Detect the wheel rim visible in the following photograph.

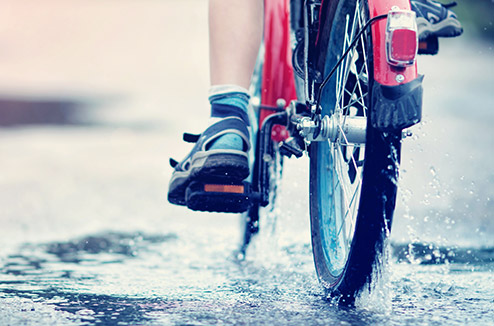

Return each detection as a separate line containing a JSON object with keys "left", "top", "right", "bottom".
{"left": 317, "top": 0, "right": 370, "bottom": 277}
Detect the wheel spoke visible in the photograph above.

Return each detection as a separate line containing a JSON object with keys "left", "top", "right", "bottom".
{"left": 326, "top": 0, "right": 368, "bottom": 271}
{"left": 314, "top": 0, "right": 373, "bottom": 277}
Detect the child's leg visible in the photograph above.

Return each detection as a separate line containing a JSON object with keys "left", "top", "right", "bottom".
{"left": 209, "top": 0, "right": 263, "bottom": 89}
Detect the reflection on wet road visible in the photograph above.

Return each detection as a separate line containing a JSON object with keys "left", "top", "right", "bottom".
{"left": 1, "top": 229, "right": 493, "bottom": 325}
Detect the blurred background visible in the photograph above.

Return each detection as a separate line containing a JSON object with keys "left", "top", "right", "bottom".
{"left": 1, "top": 0, "right": 493, "bottom": 251}
{"left": 0, "top": 0, "right": 211, "bottom": 244}
{"left": 0, "top": 0, "right": 493, "bottom": 255}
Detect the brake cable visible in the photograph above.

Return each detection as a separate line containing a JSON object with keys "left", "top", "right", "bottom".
{"left": 314, "top": 14, "right": 388, "bottom": 116}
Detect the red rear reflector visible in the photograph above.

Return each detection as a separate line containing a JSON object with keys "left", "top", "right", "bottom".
{"left": 390, "top": 29, "right": 418, "bottom": 62}
{"left": 385, "top": 9, "right": 418, "bottom": 67}
{"left": 204, "top": 184, "right": 245, "bottom": 194}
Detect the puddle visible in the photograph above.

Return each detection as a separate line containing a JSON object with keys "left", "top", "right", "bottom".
{"left": 392, "top": 243, "right": 494, "bottom": 265}
{"left": 0, "top": 231, "right": 493, "bottom": 325}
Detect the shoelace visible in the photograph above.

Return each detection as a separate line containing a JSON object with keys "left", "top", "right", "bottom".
{"left": 443, "top": 2, "right": 457, "bottom": 9}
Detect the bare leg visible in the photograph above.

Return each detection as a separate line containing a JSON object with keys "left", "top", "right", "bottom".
{"left": 209, "top": 0, "right": 263, "bottom": 89}
{"left": 167, "top": 0, "right": 262, "bottom": 210}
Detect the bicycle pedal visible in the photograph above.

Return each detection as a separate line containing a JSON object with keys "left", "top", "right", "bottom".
{"left": 280, "top": 137, "right": 304, "bottom": 158}
{"left": 418, "top": 35, "right": 439, "bottom": 55}
{"left": 185, "top": 180, "right": 253, "bottom": 213}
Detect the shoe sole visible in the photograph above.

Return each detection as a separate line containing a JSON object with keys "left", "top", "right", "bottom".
{"left": 168, "top": 151, "right": 249, "bottom": 206}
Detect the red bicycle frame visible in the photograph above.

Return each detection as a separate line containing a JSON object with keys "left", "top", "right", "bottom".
{"left": 259, "top": 0, "right": 418, "bottom": 118}
{"left": 259, "top": 0, "right": 297, "bottom": 142}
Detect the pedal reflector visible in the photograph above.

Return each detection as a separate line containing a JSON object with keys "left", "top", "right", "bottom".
{"left": 204, "top": 184, "right": 245, "bottom": 194}
{"left": 186, "top": 181, "right": 252, "bottom": 213}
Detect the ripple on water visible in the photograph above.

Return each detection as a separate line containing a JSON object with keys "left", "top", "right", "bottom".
{"left": 1, "top": 231, "right": 494, "bottom": 325}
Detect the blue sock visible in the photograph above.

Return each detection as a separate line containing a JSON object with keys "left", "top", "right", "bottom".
{"left": 207, "top": 86, "right": 250, "bottom": 151}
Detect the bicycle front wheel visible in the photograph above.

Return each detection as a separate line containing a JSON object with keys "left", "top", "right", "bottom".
{"left": 309, "top": 0, "right": 401, "bottom": 302}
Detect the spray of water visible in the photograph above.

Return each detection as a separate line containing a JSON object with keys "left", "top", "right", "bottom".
{"left": 354, "top": 237, "right": 393, "bottom": 314}
{"left": 243, "top": 148, "right": 290, "bottom": 268}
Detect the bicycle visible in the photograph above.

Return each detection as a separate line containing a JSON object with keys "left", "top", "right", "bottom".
{"left": 191, "top": 0, "right": 423, "bottom": 304}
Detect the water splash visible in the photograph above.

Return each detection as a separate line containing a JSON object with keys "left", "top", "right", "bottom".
{"left": 355, "top": 239, "right": 393, "bottom": 315}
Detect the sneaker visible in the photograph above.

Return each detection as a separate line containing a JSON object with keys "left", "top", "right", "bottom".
{"left": 167, "top": 109, "right": 251, "bottom": 213}
{"left": 411, "top": 0, "right": 463, "bottom": 40}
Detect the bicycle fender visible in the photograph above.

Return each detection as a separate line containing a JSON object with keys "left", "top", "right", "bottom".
{"left": 367, "top": 0, "right": 422, "bottom": 131}
{"left": 368, "top": 0, "right": 418, "bottom": 86}
{"left": 371, "top": 75, "right": 424, "bottom": 131}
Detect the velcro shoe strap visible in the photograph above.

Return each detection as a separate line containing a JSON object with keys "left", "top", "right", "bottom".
{"left": 201, "top": 117, "right": 250, "bottom": 151}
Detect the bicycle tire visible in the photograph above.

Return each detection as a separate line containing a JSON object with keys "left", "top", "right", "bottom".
{"left": 309, "top": 0, "right": 401, "bottom": 302}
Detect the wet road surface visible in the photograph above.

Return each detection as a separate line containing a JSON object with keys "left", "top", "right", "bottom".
{"left": 1, "top": 1, "right": 493, "bottom": 325}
